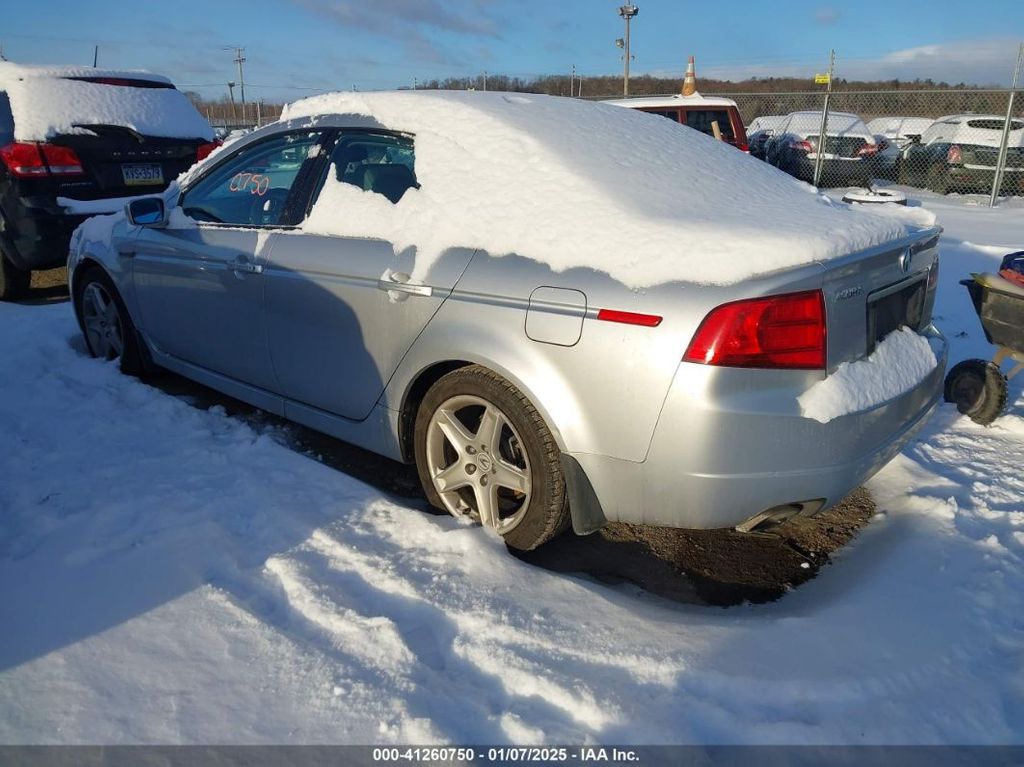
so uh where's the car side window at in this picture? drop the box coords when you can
[684,109,736,141]
[179,130,326,226]
[318,133,417,205]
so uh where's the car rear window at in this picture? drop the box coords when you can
[62,76,175,89]
[643,109,680,122]
[967,119,1024,131]
[684,109,735,140]
[0,92,13,145]
[1,76,213,142]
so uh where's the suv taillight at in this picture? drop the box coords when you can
[0,142,83,177]
[856,142,880,157]
[684,290,827,369]
[196,140,221,162]
[947,144,963,164]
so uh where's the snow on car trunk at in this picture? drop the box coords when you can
[282,91,918,288]
[0,63,214,142]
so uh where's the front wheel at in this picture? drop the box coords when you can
[73,267,146,376]
[414,366,570,550]
[944,359,1008,426]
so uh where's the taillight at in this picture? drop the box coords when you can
[40,144,84,174]
[1,142,48,177]
[947,144,962,164]
[0,142,83,177]
[684,290,827,370]
[738,142,750,152]
[196,140,221,162]
[856,142,880,157]
[790,140,813,153]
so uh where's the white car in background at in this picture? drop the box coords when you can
[764,111,880,187]
[866,116,934,179]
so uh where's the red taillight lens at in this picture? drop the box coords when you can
[856,142,880,157]
[738,142,750,152]
[790,140,813,153]
[947,144,962,164]
[684,290,827,369]
[196,140,221,162]
[40,144,84,174]
[1,142,83,176]
[0,142,48,177]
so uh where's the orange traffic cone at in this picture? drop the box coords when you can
[681,55,697,96]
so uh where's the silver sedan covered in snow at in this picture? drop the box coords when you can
[68,91,946,550]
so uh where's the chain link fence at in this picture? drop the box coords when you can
[723,89,1024,199]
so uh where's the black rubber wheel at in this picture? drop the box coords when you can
[896,158,913,186]
[414,365,570,550]
[0,253,31,301]
[944,359,1008,426]
[927,164,951,195]
[72,266,147,377]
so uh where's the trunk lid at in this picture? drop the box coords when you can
[820,230,940,370]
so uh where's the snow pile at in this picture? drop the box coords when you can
[0,62,213,142]
[799,328,939,424]
[283,91,919,288]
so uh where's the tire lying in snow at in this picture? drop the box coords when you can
[943,358,1008,426]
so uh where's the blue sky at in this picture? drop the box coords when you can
[3,0,1022,101]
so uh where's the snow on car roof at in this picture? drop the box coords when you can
[0,61,213,142]
[602,91,739,109]
[781,111,874,139]
[866,116,934,138]
[282,90,921,288]
[747,115,787,133]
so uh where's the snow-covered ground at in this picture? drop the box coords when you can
[1,191,1022,745]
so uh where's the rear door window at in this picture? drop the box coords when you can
[642,109,680,122]
[315,132,417,205]
[684,109,736,140]
[179,130,327,226]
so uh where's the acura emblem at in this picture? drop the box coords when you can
[899,248,912,273]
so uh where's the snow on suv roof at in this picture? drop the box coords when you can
[923,113,1024,147]
[0,61,212,142]
[280,90,919,288]
[602,91,739,109]
[866,116,934,138]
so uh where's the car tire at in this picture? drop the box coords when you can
[927,164,951,195]
[414,365,570,550]
[943,359,1008,426]
[0,253,31,302]
[73,266,146,377]
[896,158,914,186]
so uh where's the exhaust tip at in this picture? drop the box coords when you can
[736,499,826,533]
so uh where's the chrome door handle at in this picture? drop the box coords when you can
[377,272,432,297]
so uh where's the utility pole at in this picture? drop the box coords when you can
[227,81,237,123]
[483,70,488,91]
[233,47,247,125]
[570,63,576,97]
[990,42,1024,207]
[93,45,98,67]
[618,4,639,97]
[812,49,836,189]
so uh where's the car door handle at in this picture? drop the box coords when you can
[377,272,432,297]
[231,257,263,275]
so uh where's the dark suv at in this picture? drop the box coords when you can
[0,64,218,299]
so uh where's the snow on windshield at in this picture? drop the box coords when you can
[0,62,213,142]
[285,91,919,288]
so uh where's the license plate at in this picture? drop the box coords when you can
[867,278,926,352]
[122,163,164,187]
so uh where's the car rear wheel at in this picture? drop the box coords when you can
[943,359,1007,426]
[414,365,570,550]
[927,164,951,195]
[73,267,145,376]
[0,253,31,301]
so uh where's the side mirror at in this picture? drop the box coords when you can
[126,197,166,227]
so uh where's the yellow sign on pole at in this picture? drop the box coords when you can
[815,73,831,85]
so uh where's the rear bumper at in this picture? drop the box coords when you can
[570,329,947,530]
[1,196,86,271]
[948,166,1024,193]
